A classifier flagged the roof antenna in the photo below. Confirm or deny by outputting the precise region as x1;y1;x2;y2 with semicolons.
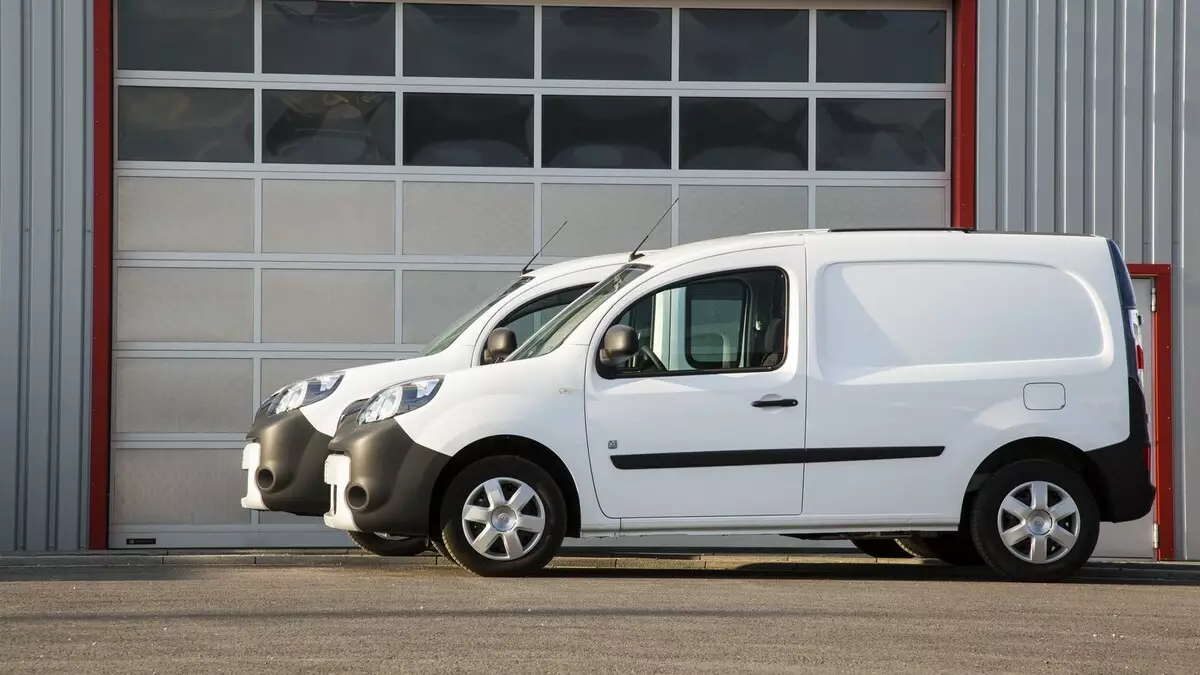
629;197;679;261
521;219;569;274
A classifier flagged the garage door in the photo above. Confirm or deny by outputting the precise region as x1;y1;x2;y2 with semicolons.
109;0;952;548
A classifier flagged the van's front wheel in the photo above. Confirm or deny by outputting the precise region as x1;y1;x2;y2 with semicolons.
439;455;566;577
970;459;1099;582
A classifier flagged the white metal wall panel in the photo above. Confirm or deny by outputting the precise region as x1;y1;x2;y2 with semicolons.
975;0;1199;559
0;0;93;552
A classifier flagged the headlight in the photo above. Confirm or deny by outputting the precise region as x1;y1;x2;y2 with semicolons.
358;377;442;425
257;373;344;417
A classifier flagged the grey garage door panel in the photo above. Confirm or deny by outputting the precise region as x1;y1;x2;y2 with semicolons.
113;358;254;434
261;269;396;344
263;179;396;255
402;181;534;256
116;267;254;343
679;185;809;243
401;269;516;344
117;176;255;253
815;185;948;228
541;183;673;257
111;448;248;526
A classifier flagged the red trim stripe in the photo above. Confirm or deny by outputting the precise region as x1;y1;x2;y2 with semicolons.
88;0;114;550
951;0;977;229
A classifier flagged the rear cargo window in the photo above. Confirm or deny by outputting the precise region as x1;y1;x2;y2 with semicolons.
815;261;1106;375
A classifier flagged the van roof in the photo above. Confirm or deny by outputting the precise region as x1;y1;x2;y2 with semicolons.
625;227;1105;269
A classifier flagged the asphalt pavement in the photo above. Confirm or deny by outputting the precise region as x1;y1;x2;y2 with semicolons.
2;561;1198;674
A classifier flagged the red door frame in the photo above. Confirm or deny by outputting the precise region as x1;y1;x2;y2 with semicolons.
82;0;1045;549
1127;264;1175;561
89;0;114;550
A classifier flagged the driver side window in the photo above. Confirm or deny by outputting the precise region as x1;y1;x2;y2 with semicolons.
605;268;787;377
481;286;590;364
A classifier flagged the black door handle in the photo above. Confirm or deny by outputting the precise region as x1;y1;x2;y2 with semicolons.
752;398;798;408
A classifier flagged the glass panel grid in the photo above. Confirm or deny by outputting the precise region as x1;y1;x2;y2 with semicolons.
114;1;952;175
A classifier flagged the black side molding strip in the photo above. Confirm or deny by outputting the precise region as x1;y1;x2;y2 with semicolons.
610;446;944;470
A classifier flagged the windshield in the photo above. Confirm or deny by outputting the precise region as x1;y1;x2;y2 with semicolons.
508;263;650;361
418;276;534;357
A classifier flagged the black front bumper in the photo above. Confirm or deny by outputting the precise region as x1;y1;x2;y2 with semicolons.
247;410;332;517
328;419;449;536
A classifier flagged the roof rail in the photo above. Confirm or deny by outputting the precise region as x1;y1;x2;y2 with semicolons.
824;226;973;233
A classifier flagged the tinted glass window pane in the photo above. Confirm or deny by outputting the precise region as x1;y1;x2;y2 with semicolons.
543;7;670;81
816;99;946;171
404;94;533;168
680;9;808;82
542;96;670;169
263;1;395;76
117;0;253;72
263;90;395;165
681;98;807;171
117;87;253;162
404;4;533;78
817;10;947;83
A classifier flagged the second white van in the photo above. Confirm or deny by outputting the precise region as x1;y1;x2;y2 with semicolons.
324;229;1155;581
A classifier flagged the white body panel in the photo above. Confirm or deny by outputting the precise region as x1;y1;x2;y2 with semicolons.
341;230;1135;541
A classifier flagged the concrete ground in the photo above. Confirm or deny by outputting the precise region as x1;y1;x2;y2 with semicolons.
2;559;1198;674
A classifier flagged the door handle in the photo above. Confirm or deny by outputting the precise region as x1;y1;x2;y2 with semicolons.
752;398;798;408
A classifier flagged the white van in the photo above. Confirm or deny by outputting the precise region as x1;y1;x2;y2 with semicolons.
323;229;1155;582
240;251;634;556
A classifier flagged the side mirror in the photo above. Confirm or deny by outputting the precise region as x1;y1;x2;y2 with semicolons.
598;324;639;367
482;327;517;364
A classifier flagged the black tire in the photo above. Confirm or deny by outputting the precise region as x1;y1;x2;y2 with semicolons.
898;534;984;566
850;538;914;559
969;459;1099;582
439;455;567;577
348;531;429;557
429;533;457;566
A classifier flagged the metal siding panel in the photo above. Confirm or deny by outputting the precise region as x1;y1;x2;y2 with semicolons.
55;0;89;551
24;0;55;551
1147;0;1175;265
975;0;1000;231
1031;0;1058;232
1177;0;1200;561
1088;0;1118;239
1001;0;1030;231
1060;0;1087;233
0;0;24;552
1118;0;1147;262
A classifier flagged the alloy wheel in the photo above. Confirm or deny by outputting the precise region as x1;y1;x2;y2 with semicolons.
460;477;546;561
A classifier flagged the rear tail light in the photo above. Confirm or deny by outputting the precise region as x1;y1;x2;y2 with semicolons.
1144;444;1152;472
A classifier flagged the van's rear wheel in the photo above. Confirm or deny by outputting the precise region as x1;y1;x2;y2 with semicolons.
970;459;1099;582
849;538;913;559
439;455;566;577
347;531;428;557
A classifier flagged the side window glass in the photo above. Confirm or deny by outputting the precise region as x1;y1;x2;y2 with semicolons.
605;268;787;377
492;286;589;358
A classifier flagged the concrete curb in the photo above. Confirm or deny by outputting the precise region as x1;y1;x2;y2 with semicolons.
1;551;1197;581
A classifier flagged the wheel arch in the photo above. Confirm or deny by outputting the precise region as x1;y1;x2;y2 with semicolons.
959;436;1114;528
428;434;583;538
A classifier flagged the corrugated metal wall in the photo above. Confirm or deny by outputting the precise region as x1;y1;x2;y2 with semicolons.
0;0;93;551
974;0;1199;559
